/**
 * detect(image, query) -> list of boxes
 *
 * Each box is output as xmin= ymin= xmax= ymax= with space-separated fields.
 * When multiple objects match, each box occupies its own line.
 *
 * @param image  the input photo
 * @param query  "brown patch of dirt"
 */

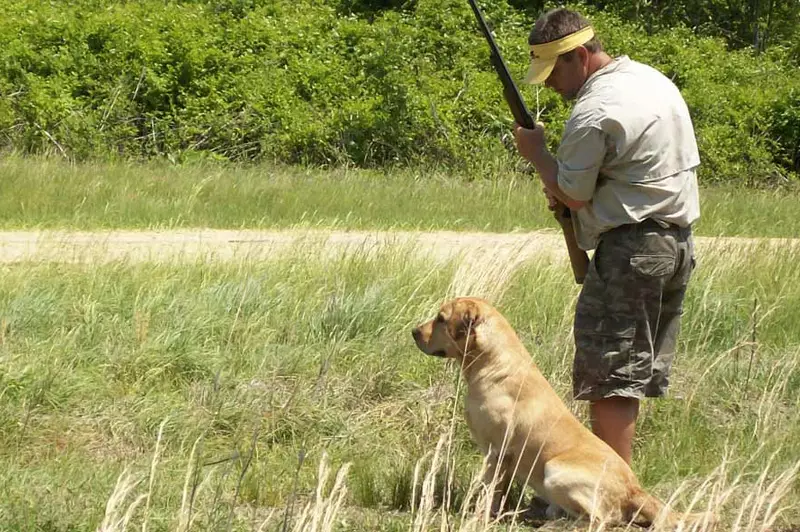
xmin=0 ymin=229 xmax=797 ymax=264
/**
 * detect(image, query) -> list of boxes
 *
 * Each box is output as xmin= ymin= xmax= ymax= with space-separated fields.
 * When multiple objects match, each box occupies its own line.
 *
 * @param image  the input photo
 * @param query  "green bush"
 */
xmin=0 ymin=0 xmax=797 ymax=185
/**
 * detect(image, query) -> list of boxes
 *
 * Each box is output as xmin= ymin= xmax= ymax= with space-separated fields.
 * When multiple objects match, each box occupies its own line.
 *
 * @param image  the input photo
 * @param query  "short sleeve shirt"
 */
xmin=557 ymin=56 xmax=701 ymax=250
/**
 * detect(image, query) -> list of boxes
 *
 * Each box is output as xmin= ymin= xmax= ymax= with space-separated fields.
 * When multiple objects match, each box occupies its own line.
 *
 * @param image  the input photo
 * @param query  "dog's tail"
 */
xmin=626 ymin=488 xmax=716 ymax=530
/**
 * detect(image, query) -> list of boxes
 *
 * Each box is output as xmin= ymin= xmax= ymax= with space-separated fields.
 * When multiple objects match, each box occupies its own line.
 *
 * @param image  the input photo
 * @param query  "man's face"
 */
xmin=542 ymin=48 xmax=588 ymax=101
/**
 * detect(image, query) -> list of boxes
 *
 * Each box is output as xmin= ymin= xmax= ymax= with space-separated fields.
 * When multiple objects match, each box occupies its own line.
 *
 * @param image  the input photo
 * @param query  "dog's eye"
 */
xmin=435 ymin=313 xmax=445 ymax=323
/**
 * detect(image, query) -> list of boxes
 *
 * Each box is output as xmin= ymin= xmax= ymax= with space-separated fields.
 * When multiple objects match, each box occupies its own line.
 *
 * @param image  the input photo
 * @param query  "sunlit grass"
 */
xmin=0 ymin=239 xmax=799 ymax=530
xmin=1 ymin=156 xmax=799 ymax=237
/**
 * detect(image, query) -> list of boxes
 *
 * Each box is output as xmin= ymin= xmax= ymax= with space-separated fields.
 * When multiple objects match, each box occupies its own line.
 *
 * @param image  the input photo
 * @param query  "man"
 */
xmin=513 ymin=8 xmax=700 ymax=465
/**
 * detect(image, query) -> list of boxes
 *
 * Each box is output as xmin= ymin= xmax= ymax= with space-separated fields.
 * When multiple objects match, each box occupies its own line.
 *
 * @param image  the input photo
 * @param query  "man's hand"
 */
xmin=543 ymin=186 xmax=558 ymax=211
xmin=515 ymin=121 xmax=587 ymax=213
xmin=544 ymin=187 xmax=572 ymax=226
xmin=513 ymin=121 xmax=547 ymax=162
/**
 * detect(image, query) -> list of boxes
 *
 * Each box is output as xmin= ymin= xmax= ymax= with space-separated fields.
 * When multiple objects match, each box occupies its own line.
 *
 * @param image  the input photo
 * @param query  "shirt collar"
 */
xmin=577 ymin=55 xmax=630 ymax=100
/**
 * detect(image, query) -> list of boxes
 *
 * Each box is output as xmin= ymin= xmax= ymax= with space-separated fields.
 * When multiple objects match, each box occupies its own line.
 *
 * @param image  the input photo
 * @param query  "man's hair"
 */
xmin=528 ymin=8 xmax=603 ymax=58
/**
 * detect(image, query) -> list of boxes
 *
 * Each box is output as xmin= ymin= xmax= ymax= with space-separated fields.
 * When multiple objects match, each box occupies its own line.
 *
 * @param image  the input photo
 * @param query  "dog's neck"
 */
xmin=459 ymin=351 xmax=512 ymax=385
xmin=457 ymin=332 xmax=529 ymax=384
xmin=458 ymin=348 xmax=497 ymax=383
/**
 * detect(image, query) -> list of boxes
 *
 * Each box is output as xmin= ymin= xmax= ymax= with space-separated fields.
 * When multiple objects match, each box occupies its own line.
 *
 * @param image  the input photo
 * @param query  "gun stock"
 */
xmin=467 ymin=0 xmax=589 ymax=284
xmin=554 ymin=200 xmax=590 ymax=284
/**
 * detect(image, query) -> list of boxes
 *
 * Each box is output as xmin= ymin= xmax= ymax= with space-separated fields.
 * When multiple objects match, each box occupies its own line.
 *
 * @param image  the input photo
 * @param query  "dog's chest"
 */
xmin=464 ymin=389 xmax=518 ymax=445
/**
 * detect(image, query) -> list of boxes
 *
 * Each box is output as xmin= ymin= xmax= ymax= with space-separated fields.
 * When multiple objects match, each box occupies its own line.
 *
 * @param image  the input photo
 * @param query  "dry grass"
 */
xmin=1 ymin=239 xmax=799 ymax=531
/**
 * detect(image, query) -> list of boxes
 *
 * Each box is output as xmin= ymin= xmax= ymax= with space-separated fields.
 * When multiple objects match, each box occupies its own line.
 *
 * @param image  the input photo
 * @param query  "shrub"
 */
xmin=0 ymin=0 xmax=797 ymax=185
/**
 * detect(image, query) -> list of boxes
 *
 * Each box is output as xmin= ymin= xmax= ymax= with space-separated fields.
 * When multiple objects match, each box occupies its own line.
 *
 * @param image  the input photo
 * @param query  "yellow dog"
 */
xmin=412 ymin=297 xmax=713 ymax=528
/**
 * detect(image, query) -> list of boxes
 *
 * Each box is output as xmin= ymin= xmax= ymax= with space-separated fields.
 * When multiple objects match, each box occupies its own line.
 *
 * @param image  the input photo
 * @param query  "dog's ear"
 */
xmin=456 ymin=305 xmax=483 ymax=337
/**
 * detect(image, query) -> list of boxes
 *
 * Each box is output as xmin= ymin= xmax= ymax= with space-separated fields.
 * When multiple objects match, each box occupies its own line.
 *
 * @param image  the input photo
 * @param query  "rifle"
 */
xmin=466 ymin=0 xmax=589 ymax=284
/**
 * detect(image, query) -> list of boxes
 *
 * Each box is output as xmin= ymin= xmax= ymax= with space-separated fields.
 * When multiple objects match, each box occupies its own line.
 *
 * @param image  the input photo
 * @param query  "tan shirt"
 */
xmin=557 ymin=56 xmax=701 ymax=250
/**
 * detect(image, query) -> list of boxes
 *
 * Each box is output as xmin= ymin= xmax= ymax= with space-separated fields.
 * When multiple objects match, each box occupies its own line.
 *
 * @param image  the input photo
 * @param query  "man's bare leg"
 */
xmin=590 ymin=397 xmax=640 ymax=464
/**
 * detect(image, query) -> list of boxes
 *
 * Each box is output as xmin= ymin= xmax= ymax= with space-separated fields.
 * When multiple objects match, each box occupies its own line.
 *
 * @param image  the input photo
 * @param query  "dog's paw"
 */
xmin=521 ymin=495 xmax=568 ymax=524
xmin=545 ymin=503 xmax=568 ymax=520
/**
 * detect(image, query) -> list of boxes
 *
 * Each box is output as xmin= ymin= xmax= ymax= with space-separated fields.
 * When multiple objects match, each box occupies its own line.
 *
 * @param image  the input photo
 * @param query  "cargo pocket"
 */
xmin=598 ymin=327 xmax=636 ymax=379
xmin=574 ymin=319 xmax=637 ymax=396
xmin=575 ymin=313 xmax=636 ymax=371
xmin=630 ymin=254 xmax=675 ymax=278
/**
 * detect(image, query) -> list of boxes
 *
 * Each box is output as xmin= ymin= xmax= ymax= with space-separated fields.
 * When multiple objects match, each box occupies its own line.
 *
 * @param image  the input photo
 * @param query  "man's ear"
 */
xmin=577 ymin=45 xmax=590 ymax=69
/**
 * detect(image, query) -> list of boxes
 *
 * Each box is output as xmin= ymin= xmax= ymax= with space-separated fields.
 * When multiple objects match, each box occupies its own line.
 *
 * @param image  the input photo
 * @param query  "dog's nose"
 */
xmin=411 ymin=328 xmax=421 ymax=342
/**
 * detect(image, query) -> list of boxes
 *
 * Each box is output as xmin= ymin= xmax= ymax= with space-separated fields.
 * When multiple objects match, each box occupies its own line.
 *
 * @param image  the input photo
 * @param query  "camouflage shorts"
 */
xmin=573 ymin=219 xmax=695 ymax=401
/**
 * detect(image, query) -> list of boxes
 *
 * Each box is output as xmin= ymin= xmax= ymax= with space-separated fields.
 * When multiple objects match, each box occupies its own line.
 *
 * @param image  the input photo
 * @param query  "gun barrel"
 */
xmin=467 ymin=0 xmax=587 ymax=284
xmin=467 ymin=0 xmax=535 ymax=129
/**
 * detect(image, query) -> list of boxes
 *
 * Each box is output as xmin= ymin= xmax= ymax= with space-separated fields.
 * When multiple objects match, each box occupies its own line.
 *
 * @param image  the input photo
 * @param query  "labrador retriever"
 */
xmin=412 ymin=297 xmax=712 ymax=529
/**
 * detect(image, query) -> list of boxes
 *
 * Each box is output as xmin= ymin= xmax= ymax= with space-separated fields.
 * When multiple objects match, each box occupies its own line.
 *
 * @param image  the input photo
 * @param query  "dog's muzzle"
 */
xmin=411 ymin=328 xmax=446 ymax=357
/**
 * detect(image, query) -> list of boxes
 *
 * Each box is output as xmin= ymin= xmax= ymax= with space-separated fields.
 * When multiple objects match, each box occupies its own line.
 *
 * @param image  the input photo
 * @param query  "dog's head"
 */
xmin=411 ymin=298 xmax=490 ymax=360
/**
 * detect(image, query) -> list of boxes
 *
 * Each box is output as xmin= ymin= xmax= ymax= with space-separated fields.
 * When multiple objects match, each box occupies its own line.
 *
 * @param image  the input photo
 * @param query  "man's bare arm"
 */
xmin=513 ymin=123 xmax=586 ymax=211
xmin=528 ymin=145 xmax=587 ymax=211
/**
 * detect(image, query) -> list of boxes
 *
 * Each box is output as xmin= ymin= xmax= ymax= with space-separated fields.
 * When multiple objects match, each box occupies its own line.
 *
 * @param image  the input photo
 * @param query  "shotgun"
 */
xmin=466 ymin=0 xmax=589 ymax=284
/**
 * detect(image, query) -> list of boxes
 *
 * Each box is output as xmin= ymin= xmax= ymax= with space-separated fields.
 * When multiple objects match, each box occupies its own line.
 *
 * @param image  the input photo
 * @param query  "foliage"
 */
xmin=585 ymin=0 xmax=800 ymax=57
xmin=0 ymin=0 xmax=797 ymax=184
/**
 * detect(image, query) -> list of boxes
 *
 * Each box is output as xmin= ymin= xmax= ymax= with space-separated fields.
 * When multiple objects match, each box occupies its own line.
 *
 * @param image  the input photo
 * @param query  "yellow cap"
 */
xmin=524 ymin=26 xmax=595 ymax=84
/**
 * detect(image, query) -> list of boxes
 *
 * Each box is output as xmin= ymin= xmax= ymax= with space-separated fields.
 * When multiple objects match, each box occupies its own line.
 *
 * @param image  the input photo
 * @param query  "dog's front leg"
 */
xmin=484 ymin=451 xmax=513 ymax=518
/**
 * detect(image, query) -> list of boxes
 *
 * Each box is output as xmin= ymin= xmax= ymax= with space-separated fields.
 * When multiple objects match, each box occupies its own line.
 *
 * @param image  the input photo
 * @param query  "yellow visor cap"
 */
xmin=524 ymin=26 xmax=595 ymax=84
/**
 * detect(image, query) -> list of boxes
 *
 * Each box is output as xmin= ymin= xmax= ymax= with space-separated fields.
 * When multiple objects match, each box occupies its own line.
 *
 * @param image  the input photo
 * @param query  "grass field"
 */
xmin=1 ymin=156 xmax=800 ymax=237
xmin=1 ymin=239 xmax=799 ymax=531
xmin=1 ymin=157 xmax=799 ymax=531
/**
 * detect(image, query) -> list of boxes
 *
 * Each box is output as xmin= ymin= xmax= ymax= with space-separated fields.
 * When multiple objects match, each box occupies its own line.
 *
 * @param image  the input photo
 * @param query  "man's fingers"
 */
xmin=542 ymin=187 xmax=558 ymax=211
xmin=512 ymin=123 xmax=520 ymax=143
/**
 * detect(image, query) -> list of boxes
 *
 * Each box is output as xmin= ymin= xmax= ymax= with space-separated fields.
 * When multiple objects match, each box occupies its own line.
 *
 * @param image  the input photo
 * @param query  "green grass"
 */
xmin=1 ymin=155 xmax=799 ymax=530
xmin=1 ymin=240 xmax=799 ymax=530
xmin=1 ymin=156 xmax=800 ymax=237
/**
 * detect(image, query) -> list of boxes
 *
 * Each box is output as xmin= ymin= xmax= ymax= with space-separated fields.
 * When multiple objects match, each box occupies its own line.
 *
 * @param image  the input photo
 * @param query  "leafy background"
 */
xmin=0 ymin=0 xmax=798 ymax=185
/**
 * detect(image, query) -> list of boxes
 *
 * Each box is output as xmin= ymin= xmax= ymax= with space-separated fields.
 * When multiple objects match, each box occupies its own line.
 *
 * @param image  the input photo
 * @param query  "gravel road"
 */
xmin=0 ymin=229 xmax=797 ymax=265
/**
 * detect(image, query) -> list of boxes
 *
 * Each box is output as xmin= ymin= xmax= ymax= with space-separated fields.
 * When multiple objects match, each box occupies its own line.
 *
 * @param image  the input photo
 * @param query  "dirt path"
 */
xmin=0 ymin=229 xmax=798 ymax=265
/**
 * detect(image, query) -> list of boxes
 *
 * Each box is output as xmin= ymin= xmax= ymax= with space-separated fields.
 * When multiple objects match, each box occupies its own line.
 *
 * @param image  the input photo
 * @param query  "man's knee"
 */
xmin=590 ymin=396 xmax=640 ymax=423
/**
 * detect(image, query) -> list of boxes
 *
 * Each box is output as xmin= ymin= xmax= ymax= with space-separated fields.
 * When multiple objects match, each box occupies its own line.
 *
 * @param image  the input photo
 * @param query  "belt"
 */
xmin=606 ymin=218 xmax=692 ymax=238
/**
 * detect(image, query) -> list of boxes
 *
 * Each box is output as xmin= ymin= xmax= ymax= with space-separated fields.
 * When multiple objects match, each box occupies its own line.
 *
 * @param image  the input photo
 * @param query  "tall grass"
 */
xmin=0 ymin=240 xmax=799 ymax=530
xmin=1 ymin=156 xmax=800 ymax=237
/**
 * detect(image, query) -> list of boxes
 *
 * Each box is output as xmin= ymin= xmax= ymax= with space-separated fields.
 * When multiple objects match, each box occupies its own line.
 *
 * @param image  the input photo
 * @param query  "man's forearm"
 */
xmin=512 ymin=122 xmax=586 ymax=211
xmin=530 ymin=145 xmax=590 ymax=283
xmin=528 ymin=146 xmax=584 ymax=210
